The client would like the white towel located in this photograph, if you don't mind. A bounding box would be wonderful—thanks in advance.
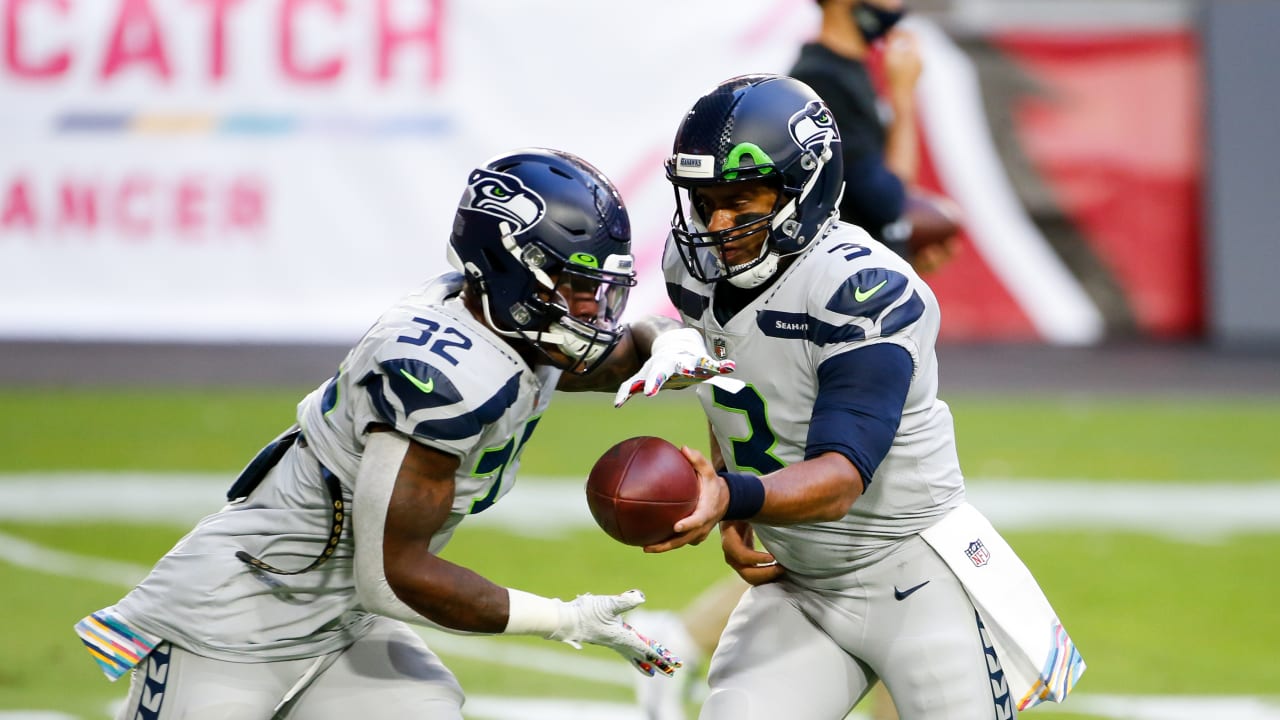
[921,502,1086,710]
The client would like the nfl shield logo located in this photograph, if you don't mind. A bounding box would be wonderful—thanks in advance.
[965,539,991,567]
[712,337,728,360]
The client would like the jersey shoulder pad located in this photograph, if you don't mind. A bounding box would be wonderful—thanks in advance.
[364,309,524,445]
[801,226,928,343]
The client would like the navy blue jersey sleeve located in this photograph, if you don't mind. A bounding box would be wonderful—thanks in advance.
[792,61,906,241]
[841,152,906,231]
[804,343,913,488]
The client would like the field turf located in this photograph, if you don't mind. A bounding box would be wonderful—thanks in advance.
[1,387,1277,718]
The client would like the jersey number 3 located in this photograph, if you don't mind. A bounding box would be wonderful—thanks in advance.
[712,384,784,474]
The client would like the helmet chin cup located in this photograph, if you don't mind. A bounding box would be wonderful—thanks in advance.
[726,252,780,288]
[537,315,616,372]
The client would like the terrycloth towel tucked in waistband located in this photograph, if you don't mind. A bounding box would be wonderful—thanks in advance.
[921,502,1086,710]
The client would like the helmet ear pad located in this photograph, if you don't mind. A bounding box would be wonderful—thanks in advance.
[447,148,636,372]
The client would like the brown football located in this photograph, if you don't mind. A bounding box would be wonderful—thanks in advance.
[904,187,963,254]
[585,436,700,547]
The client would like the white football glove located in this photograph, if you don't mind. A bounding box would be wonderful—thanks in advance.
[614,328,736,407]
[550,590,682,677]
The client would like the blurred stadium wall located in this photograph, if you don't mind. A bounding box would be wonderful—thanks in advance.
[0,0,1273,347]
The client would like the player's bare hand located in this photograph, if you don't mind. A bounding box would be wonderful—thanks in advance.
[910,236,960,274]
[615,328,735,407]
[643,446,727,553]
[883,29,922,103]
[720,521,783,585]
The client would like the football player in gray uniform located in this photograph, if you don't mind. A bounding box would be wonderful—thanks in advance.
[75,148,734,719]
[630,75,1083,719]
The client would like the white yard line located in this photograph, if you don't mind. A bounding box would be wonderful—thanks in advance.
[0,531,149,586]
[3,474,1280,541]
[5,474,1280,720]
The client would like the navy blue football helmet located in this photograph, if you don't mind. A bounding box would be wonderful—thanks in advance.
[448,148,636,373]
[666,74,844,288]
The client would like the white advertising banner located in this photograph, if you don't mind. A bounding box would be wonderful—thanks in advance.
[0,0,817,342]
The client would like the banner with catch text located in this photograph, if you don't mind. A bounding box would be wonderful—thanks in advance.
[0,1,1200,344]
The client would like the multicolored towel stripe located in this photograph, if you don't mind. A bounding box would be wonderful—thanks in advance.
[1018,620,1087,710]
[74,609,161,682]
[55,112,452,137]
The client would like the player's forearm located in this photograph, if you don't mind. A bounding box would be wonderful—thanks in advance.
[626,313,685,360]
[558,314,683,392]
[354,431,509,632]
[752,452,863,524]
[884,105,919,186]
[382,555,588,641]
[384,554,512,633]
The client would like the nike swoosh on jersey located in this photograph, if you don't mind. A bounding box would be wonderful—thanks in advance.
[853,279,889,302]
[399,368,434,394]
[893,580,930,601]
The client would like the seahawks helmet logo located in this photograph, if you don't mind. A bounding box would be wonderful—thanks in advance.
[463,168,546,233]
[788,100,839,154]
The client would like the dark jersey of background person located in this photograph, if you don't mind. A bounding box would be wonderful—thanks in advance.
[789,43,909,257]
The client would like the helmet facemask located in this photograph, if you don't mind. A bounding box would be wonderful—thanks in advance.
[460,220,635,374]
[666,76,845,289]
[670,176,789,288]
[670,142,835,288]
[521,255,634,374]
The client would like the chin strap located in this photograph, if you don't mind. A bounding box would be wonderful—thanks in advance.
[477,288,610,369]
[726,252,781,288]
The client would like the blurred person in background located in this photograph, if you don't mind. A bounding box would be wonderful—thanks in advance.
[631,2,960,718]
[793,0,958,274]
[72,148,742,719]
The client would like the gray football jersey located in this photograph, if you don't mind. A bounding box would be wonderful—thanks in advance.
[111,273,558,661]
[664,223,965,581]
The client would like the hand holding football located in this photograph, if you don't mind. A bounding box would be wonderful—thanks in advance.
[903,187,963,274]
[904,186,963,253]
[585,436,700,547]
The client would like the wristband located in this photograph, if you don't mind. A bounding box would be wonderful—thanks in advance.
[503,588,563,637]
[719,471,766,520]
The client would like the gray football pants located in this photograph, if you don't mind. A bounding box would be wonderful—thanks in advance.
[114,616,464,720]
[700,535,1014,720]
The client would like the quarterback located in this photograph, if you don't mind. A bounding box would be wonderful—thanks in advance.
[640,75,1085,719]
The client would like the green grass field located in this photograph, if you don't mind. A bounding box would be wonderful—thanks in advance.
[1,387,1278,718]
